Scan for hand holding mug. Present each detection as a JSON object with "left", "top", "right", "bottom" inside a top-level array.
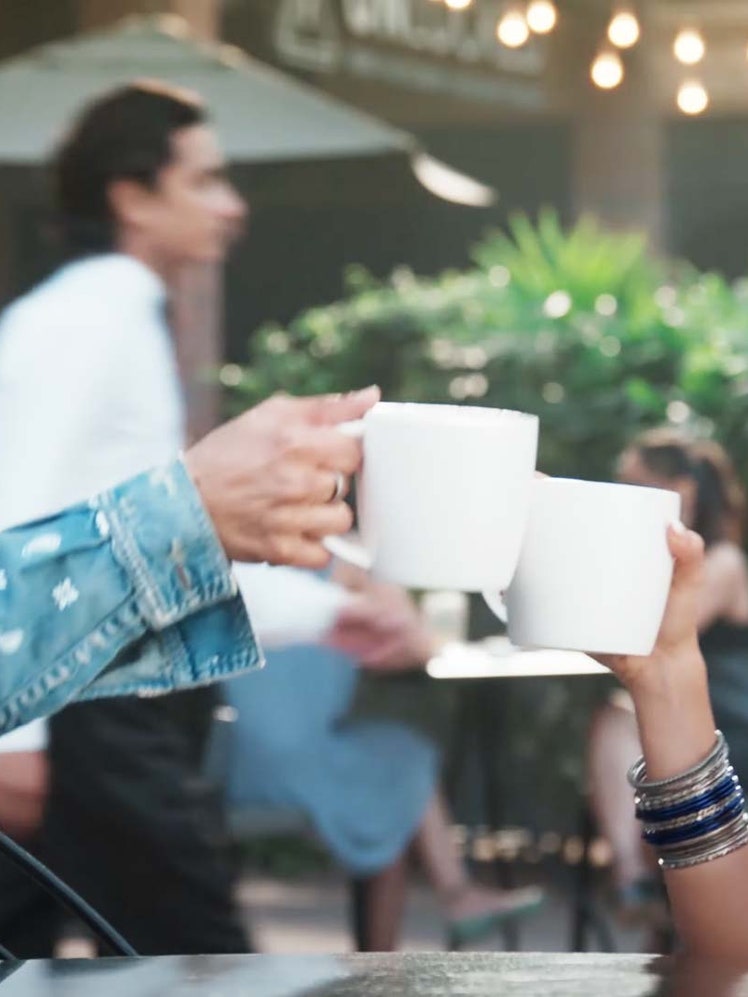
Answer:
[
  {"left": 184, "top": 387, "right": 380, "bottom": 567},
  {"left": 599, "top": 522, "right": 705, "bottom": 689}
]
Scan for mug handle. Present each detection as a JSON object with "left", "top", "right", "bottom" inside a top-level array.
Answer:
[
  {"left": 323, "top": 419, "right": 371, "bottom": 569},
  {"left": 324, "top": 534, "right": 373, "bottom": 570},
  {"left": 482, "top": 590, "right": 508, "bottom": 624},
  {"left": 335, "top": 419, "right": 366, "bottom": 440}
]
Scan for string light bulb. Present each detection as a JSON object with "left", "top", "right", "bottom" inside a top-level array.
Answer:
[
  {"left": 591, "top": 50, "right": 624, "bottom": 89},
  {"left": 608, "top": 8, "right": 640, "bottom": 49},
  {"left": 526, "top": 1, "right": 557, "bottom": 34},
  {"left": 673, "top": 28, "right": 705, "bottom": 65},
  {"left": 444, "top": 0, "right": 472, "bottom": 8},
  {"left": 497, "top": 8, "right": 530, "bottom": 48},
  {"left": 677, "top": 80, "right": 709, "bottom": 115}
]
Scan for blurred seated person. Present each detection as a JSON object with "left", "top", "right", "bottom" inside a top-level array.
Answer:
[
  {"left": 588, "top": 429, "right": 748, "bottom": 924},
  {"left": 224, "top": 562, "right": 543, "bottom": 951}
]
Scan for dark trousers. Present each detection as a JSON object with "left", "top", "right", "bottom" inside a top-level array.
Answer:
[{"left": 0, "top": 688, "right": 250, "bottom": 957}]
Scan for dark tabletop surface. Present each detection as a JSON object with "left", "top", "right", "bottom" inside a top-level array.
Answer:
[{"left": 1, "top": 952, "right": 745, "bottom": 997}]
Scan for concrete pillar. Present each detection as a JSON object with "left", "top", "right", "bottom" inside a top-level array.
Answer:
[
  {"left": 169, "top": 0, "right": 220, "bottom": 40},
  {"left": 573, "top": 64, "right": 663, "bottom": 250},
  {"left": 76, "top": 0, "right": 161, "bottom": 29},
  {"left": 172, "top": 263, "right": 223, "bottom": 442},
  {"left": 569, "top": 12, "right": 663, "bottom": 250},
  {"left": 76, "top": 0, "right": 220, "bottom": 38},
  {"left": 75, "top": 0, "right": 225, "bottom": 436}
]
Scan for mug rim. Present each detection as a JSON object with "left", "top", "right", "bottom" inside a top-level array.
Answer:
[
  {"left": 368, "top": 401, "right": 538, "bottom": 425},
  {"left": 536, "top": 476, "right": 680, "bottom": 501}
]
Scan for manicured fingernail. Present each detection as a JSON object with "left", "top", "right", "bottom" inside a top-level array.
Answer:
[
  {"left": 670, "top": 520, "right": 687, "bottom": 535},
  {"left": 345, "top": 387, "right": 379, "bottom": 405}
]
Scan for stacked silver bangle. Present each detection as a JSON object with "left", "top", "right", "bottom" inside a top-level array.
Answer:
[{"left": 628, "top": 731, "right": 748, "bottom": 870}]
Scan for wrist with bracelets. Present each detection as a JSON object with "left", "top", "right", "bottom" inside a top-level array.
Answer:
[{"left": 628, "top": 731, "right": 748, "bottom": 870}]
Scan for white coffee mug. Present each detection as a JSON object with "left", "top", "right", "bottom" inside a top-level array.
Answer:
[
  {"left": 486, "top": 477, "right": 682, "bottom": 656},
  {"left": 326, "top": 402, "right": 539, "bottom": 592}
]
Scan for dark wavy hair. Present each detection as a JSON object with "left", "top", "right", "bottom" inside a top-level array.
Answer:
[
  {"left": 620, "top": 428, "right": 746, "bottom": 548},
  {"left": 52, "top": 81, "right": 206, "bottom": 257}
]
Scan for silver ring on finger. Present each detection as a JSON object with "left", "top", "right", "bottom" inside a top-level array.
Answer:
[{"left": 329, "top": 471, "right": 346, "bottom": 503}]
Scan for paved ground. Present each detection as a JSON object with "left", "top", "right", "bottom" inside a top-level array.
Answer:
[{"left": 237, "top": 871, "right": 652, "bottom": 956}]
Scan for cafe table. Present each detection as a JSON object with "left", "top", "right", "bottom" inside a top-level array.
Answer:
[
  {"left": 0, "top": 951, "right": 687, "bottom": 996},
  {"left": 426, "top": 638, "right": 609, "bottom": 681},
  {"left": 427, "top": 639, "right": 612, "bottom": 952}
]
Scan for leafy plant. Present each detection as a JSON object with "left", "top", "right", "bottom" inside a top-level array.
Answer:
[{"left": 230, "top": 209, "right": 748, "bottom": 488}]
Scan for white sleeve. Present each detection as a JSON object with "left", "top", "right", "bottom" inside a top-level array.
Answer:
[
  {"left": 232, "top": 563, "right": 351, "bottom": 647},
  {"left": 0, "top": 719, "right": 48, "bottom": 753}
]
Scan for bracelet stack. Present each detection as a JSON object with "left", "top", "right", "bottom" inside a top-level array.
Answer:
[{"left": 628, "top": 731, "right": 748, "bottom": 870}]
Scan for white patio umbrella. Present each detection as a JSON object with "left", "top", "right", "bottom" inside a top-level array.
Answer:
[{"left": 0, "top": 15, "right": 495, "bottom": 206}]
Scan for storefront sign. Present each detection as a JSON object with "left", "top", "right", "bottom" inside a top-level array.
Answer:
[{"left": 274, "top": 0, "right": 546, "bottom": 95}]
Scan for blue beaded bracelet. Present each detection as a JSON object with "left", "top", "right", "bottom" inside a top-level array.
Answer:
[
  {"left": 629, "top": 733, "right": 748, "bottom": 869},
  {"left": 635, "top": 774, "right": 738, "bottom": 823},
  {"left": 643, "top": 793, "right": 745, "bottom": 847}
]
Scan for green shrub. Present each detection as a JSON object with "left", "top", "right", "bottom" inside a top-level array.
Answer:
[{"left": 231, "top": 209, "right": 748, "bottom": 489}]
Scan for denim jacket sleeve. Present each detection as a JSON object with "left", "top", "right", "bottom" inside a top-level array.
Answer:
[{"left": 0, "top": 460, "right": 262, "bottom": 735}]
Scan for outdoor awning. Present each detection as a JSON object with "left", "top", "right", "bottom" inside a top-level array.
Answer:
[{"left": 0, "top": 15, "right": 495, "bottom": 206}]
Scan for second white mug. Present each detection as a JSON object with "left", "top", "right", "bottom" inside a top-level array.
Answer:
[{"left": 487, "top": 477, "right": 682, "bottom": 656}]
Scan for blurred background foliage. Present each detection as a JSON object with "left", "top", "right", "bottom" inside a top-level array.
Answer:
[{"left": 230, "top": 208, "right": 748, "bottom": 494}]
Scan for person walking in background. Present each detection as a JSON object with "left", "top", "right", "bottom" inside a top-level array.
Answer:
[
  {"left": 0, "top": 81, "right": 375, "bottom": 956},
  {"left": 588, "top": 429, "right": 748, "bottom": 928}
]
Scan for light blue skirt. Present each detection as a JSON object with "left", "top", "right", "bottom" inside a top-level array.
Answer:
[{"left": 224, "top": 642, "right": 439, "bottom": 876}]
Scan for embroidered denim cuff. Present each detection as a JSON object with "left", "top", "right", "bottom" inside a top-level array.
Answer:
[{"left": 95, "top": 460, "right": 238, "bottom": 630}]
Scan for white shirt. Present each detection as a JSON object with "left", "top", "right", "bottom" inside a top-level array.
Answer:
[
  {"left": 0, "top": 720, "right": 48, "bottom": 753},
  {"left": 0, "top": 254, "right": 183, "bottom": 529},
  {"left": 0, "top": 254, "right": 184, "bottom": 752},
  {"left": 231, "top": 562, "right": 349, "bottom": 647},
  {"left": 0, "top": 253, "right": 346, "bottom": 754}
]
